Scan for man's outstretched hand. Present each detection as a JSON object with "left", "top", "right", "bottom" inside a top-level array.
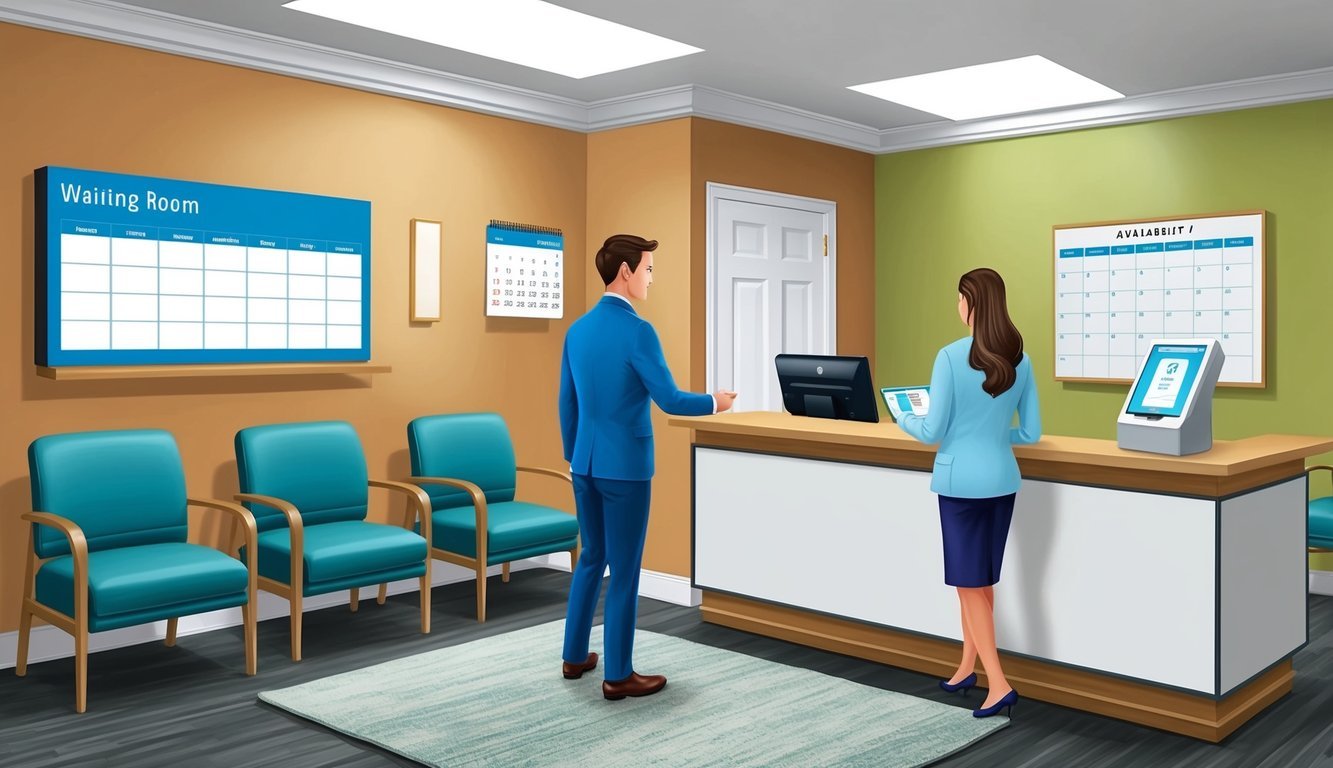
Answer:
[{"left": 713, "top": 390, "right": 738, "bottom": 413}]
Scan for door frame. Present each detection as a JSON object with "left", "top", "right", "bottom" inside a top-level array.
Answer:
[{"left": 705, "top": 182, "right": 838, "bottom": 393}]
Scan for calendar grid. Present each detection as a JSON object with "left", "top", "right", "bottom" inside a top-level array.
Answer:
[{"left": 1053, "top": 212, "right": 1264, "bottom": 387}]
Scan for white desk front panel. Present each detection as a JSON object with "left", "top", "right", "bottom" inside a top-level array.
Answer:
[{"left": 694, "top": 447, "right": 1219, "bottom": 692}]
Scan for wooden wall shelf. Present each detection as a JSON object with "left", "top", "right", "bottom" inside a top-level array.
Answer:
[{"left": 36, "top": 363, "right": 392, "bottom": 380}]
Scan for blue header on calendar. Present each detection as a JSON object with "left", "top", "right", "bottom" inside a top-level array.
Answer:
[
  {"left": 1135, "top": 243, "right": 1164, "bottom": 253},
  {"left": 487, "top": 225, "right": 563, "bottom": 251},
  {"left": 1059, "top": 248, "right": 1083, "bottom": 258},
  {"left": 1194, "top": 239, "right": 1222, "bottom": 250},
  {"left": 1166, "top": 241, "right": 1193, "bottom": 251},
  {"left": 1111, "top": 245, "right": 1135, "bottom": 255},
  {"left": 36, "top": 166, "right": 372, "bottom": 366},
  {"left": 1225, "top": 237, "right": 1254, "bottom": 247},
  {"left": 1085, "top": 247, "right": 1109, "bottom": 257}
]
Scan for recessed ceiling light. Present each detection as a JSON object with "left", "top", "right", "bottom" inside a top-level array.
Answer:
[
  {"left": 848, "top": 55, "right": 1123, "bottom": 121},
  {"left": 283, "top": 0, "right": 702, "bottom": 79}
]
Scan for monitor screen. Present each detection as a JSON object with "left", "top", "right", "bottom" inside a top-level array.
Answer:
[
  {"left": 774, "top": 354, "right": 879, "bottom": 423},
  {"left": 1125, "top": 344, "right": 1208, "bottom": 417}
]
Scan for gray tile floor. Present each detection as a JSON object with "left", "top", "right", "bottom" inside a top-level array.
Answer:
[{"left": 3, "top": 569, "right": 1332, "bottom": 767}]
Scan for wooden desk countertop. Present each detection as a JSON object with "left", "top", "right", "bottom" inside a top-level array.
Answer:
[{"left": 669, "top": 412, "right": 1333, "bottom": 479}]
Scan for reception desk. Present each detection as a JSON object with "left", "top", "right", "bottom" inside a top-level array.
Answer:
[{"left": 669, "top": 412, "right": 1332, "bottom": 741}]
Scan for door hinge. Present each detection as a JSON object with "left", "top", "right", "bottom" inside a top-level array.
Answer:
[{"left": 823, "top": 235, "right": 828, "bottom": 257}]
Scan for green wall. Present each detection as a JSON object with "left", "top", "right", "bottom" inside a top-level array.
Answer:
[{"left": 874, "top": 98, "right": 1333, "bottom": 556}]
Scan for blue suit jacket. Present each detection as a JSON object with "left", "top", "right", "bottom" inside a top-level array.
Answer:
[
  {"left": 560, "top": 295, "right": 713, "bottom": 481},
  {"left": 898, "top": 336, "right": 1042, "bottom": 498}
]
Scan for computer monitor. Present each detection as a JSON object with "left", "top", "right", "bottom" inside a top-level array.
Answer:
[{"left": 775, "top": 354, "right": 879, "bottom": 423}]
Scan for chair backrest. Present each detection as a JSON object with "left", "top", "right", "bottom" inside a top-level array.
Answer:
[
  {"left": 408, "top": 413, "right": 518, "bottom": 510},
  {"left": 235, "top": 421, "right": 369, "bottom": 532},
  {"left": 28, "top": 429, "right": 189, "bottom": 558}
]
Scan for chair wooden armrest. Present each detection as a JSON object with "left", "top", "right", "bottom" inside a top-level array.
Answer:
[
  {"left": 21, "top": 512, "right": 90, "bottom": 627},
  {"left": 235, "top": 493, "right": 304, "bottom": 591},
  {"left": 188, "top": 497, "right": 259, "bottom": 563},
  {"left": 405, "top": 476, "right": 488, "bottom": 554},
  {"left": 516, "top": 465, "right": 573, "bottom": 484},
  {"left": 369, "top": 479, "right": 433, "bottom": 547}
]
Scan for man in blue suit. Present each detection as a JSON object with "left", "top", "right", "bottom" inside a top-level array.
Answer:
[{"left": 560, "top": 233, "right": 737, "bottom": 700}]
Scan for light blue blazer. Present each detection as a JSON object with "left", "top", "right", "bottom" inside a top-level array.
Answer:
[
  {"left": 898, "top": 336, "right": 1042, "bottom": 498},
  {"left": 560, "top": 295, "right": 713, "bottom": 481}
]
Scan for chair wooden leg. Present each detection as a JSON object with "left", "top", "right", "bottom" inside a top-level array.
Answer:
[
  {"left": 242, "top": 600, "right": 257, "bottom": 676},
  {"left": 475, "top": 562, "right": 488, "bottom": 623},
  {"left": 502, "top": 562, "right": 510, "bottom": 583},
  {"left": 420, "top": 572, "right": 431, "bottom": 634},
  {"left": 377, "top": 583, "right": 387, "bottom": 605},
  {"left": 570, "top": 544, "right": 580, "bottom": 572},
  {"left": 350, "top": 587, "right": 360, "bottom": 613},
  {"left": 15, "top": 602, "right": 33, "bottom": 676},
  {"left": 74, "top": 625, "right": 88, "bottom": 714},
  {"left": 165, "top": 618, "right": 179, "bottom": 647},
  {"left": 290, "top": 593, "right": 303, "bottom": 662}
]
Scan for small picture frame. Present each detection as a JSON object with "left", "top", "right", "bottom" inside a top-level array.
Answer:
[{"left": 410, "top": 219, "right": 442, "bottom": 322}]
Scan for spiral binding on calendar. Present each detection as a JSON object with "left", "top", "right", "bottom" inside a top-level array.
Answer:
[{"left": 489, "top": 219, "right": 562, "bottom": 236}]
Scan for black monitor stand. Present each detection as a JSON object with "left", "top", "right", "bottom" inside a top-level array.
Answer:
[{"left": 803, "top": 393, "right": 836, "bottom": 418}]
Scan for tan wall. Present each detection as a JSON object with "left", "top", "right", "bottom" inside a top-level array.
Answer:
[
  {"left": 689, "top": 118, "right": 877, "bottom": 377},
  {"left": 0, "top": 23, "right": 587, "bottom": 633},
  {"left": 584, "top": 120, "right": 694, "bottom": 577},
  {"left": 1, "top": 24, "right": 877, "bottom": 633}
]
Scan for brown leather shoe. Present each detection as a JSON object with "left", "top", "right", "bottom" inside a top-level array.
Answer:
[
  {"left": 562, "top": 652, "right": 598, "bottom": 679},
  {"left": 602, "top": 672, "right": 667, "bottom": 700}
]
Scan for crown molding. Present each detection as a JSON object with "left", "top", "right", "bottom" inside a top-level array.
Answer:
[{"left": 4, "top": 0, "right": 1333, "bottom": 156}]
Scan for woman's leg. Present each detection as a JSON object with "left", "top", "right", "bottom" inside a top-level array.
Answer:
[
  {"left": 959, "top": 586, "right": 1011, "bottom": 707},
  {"left": 949, "top": 588, "right": 978, "bottom": 683}
]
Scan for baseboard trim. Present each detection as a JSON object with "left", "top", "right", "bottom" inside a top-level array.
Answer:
[
  {"left": 2, "top": 558, "right": 698, "bottom": 669},
  {"left": 1309, "top": 570, "right": 1333, "bottom": 596}
]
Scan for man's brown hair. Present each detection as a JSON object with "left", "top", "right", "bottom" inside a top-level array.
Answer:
[{"left": 595, "top": 234, "right": 657, "bottom": 286}]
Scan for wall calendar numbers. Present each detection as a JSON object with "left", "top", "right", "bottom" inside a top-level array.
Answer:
[{"left": 485, "top": 220, "right": 563, "bottom": 319}]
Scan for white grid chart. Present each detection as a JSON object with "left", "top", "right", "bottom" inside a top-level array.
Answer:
[
  {"left": 58, "top": 221, "right": 364, "bottom": 351},
  {"left": 1054, "top": 213, "right": 1263, "bottom": 385}
]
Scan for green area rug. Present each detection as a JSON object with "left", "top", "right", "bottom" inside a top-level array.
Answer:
[{"left": 259, "top": 620, "right": 1007, "bottom": 767}]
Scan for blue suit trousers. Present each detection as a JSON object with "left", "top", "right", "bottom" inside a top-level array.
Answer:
[{"left": 562, "top": 473, "right": 652, "bottom": 682}]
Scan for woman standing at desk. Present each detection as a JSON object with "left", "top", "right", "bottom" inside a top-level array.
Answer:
[{"left": 897, "top": 267, "right": 1042, "bottom": 718}]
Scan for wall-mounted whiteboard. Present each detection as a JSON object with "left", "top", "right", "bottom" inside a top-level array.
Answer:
[
  {"left": 37, "top": 166, "right": 371, "bottom": 367},
  {"left": 1053, "top": 211, "right": 1265, "bottom": 387}
]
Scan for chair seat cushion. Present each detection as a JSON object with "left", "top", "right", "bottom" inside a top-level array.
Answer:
[
  {"left": 257, "top": 520, "right": 428, "bottom": 586},
  {"left": 36, "top": 542, "right": 248, "bottom": 620},
  {"left": 431, "top": 501, "right": 578, "bottom": 559},
  {"left": 1311, "top": 497, "right": 1333, "bottom": 547}
]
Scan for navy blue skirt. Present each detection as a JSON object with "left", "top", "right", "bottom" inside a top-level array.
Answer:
[{"left": 938, "top": 493, "right": 1017, "bottom": 588}]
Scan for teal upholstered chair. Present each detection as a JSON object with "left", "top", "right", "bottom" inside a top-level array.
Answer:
[
  {"left": 17, "top": 429, "right": 257, "bottom": 713},
  {"left": 1309, "top": 465, "right": 1333, "bottom": 552},
  {"left": 407, "top": 413, "right": 579, "bottom": 622},
  {"left": 234, "top": 420, "right": 432, "bottom": 660}
]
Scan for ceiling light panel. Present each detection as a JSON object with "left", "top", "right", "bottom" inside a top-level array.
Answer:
[
  {"left": 849, "top": 55, "right": 1123, "bottom": 121},
  {"left": 284, "top": 0, "right": 703, "bottom": 79}
]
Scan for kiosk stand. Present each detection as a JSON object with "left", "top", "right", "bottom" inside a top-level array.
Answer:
[{"left": 1117, "top": 339, "right": 1225, "bottom": 456}]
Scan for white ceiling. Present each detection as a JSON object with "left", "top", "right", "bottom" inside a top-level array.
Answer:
[{"left": 6, "top": 0, "right": 1333, "bottom": 152}]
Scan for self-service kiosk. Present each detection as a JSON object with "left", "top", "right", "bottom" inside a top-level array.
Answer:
[{"left": 1116, "top": 339, "right": 1225, "bottom": 456}]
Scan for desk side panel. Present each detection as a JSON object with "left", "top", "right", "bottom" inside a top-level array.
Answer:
[{"left": 1219, "top": 476, "right": 1306, "bottom": 693}]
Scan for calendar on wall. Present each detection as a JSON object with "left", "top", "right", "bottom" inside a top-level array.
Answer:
[
  {"left": 1053, "top": 210, "right": 1265, "bottom": 387},
  {"left": 485, "top": 220, "right": 563, "bottom": 319}
]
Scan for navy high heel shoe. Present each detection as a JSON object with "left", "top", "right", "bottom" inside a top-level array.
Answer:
[
  {"left": 972, "top": 689, "right": 1018, "bottom": 718},
  {"left": 938, "top": 672, "right": 977, "bottom": 695}
]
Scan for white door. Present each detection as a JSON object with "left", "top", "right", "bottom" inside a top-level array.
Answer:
[{"left": 708, "top": 184, "right": 836, "bottom": 412}]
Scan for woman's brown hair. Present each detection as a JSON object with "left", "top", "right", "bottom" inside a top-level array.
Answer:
[{"left": 958, "top": 268, "right": 1024, "bottom": 397}]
